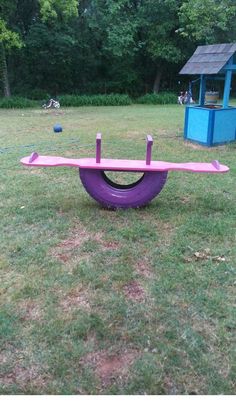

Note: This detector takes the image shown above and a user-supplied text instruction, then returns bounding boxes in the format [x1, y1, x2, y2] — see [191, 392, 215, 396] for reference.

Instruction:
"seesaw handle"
[146, 135, 153, 165]
[96, 133, 102, 163]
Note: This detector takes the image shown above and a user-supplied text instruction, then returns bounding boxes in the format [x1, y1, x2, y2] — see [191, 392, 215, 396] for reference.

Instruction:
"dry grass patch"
[17, 167, 46, 176]
[59, 285, 91, 312]
[180, 195, 191, 204]
[99, 239, 120, 251]
[123, 280, 146, 302]
[183, 141, 211, 151]
[135, 258, 153, 278]
[0, 364, 49, 390]
[50, 222, 120, 264]
[81, 348, 139, 387]
[0, 346, 49, 390]
[50, 223, 90, 262]
[18, 299, 44, 321]
[163, 375, 179, 395]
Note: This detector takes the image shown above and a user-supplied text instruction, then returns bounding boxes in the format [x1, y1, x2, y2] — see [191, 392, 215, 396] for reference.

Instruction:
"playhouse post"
[199, 74, 206, 106]
[223, 57, 233, 108]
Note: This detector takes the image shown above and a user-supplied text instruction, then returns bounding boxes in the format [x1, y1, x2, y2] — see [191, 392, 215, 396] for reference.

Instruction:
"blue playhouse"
[180, 43, 236, 146]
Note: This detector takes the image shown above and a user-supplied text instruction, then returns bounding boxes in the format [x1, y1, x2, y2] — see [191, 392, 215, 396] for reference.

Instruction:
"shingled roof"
[179, 43, 236, 75]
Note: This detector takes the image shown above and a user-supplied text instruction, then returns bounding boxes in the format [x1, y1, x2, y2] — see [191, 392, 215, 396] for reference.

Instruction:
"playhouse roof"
[179, 43, 236, 75]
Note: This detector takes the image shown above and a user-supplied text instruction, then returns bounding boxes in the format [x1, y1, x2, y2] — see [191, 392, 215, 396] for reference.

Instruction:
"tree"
[137, 0, 191, 92]
[24, 22, 77, 94]
[179, 0, 236, 43]
[0, 7, 22, 96]
[0, 0, 78, 97]
[39, 0, 78, 22]
[78, 0, 139, 93]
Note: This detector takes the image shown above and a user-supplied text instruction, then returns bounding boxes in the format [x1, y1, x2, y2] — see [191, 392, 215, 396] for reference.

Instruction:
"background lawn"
[0, 105, 235, 395]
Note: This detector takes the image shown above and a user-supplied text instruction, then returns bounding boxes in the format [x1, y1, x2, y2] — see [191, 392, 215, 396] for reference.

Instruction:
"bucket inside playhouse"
[205, 91, 219, 104]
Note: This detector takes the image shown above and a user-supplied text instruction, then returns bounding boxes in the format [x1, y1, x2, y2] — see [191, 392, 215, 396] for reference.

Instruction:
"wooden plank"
[20, 155, 229, 173]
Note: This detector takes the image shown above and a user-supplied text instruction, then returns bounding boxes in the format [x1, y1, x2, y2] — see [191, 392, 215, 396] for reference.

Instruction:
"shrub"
[0, 96, 37, 109]
[59, 94, 132, 107]
[137, 92, 177, 105]
[26, 89, 51, 100]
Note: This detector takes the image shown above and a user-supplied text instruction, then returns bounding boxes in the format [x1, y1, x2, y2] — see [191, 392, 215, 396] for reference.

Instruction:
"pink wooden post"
[212, 160, 220, 170]
[146, 135, 153, 165]
[29, 152, 39, 163]
[96, 133, 102, 163]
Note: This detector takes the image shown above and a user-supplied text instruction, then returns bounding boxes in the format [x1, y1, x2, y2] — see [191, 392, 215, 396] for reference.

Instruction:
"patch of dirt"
[135, 259, 153, 278]
[56, 253, 70, 263]
[180, 196, 191, 204]
[163, 376, 179, 395]
[184, 141, 210, 151]
[29, 169, 45, 175]
[50, 224, 90, 262]
[0, 364, 49, 389]
[60, 286, 91, 311]
[50, 222, 120, 263]
[18, 168, 45, 176]
[99, 239, 120, 251]
[81, 349, 138, 387]
[19, 300, 43, 321]
[123, 280, 146, 302]
[0, 350, 10, 365]
[56, 236, 88, 251]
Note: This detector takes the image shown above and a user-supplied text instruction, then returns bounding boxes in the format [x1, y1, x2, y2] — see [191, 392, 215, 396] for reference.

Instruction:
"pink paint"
[20, 154, 229, 173]
[96, 133, 102, 163]
[20, 134, 230, 209]
[146, 135, 153, 165]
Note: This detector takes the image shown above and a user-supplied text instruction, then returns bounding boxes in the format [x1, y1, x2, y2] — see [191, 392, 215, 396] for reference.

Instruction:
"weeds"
[59, 94, 132, 107]
[137, 92, 176, 105]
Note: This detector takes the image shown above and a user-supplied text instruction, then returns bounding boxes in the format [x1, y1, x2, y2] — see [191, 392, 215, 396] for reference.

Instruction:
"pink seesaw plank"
[20, 154, 229, 173]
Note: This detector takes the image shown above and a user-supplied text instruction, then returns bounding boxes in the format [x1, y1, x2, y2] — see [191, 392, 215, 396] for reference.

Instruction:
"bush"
[0, 96, 37, 109]
[26, 89, 51, 100]
[137, 92, 177, 105]
[59, 94, 132, 107]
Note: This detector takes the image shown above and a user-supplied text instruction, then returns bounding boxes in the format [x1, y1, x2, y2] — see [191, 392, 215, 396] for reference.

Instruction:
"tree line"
[1, 0, 236, 98]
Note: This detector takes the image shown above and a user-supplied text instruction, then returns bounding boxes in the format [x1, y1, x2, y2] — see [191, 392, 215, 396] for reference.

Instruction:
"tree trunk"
[153, 68, 162, 93]
[0, 42, 11, 97]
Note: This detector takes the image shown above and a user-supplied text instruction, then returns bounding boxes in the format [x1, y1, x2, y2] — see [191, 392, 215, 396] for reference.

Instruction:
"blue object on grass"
[53, 124, 63, 133]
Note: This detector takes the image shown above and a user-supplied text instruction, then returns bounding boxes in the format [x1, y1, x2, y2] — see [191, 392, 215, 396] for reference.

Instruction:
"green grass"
[0, 105, 235, 394]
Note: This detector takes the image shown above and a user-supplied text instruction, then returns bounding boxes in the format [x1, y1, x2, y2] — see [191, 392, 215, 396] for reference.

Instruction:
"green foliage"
[179, 0, 236, 43]
[26, 88, 51, 100]
[2, 0, 236, 98]
[138, 0, 186, 64]
[0, 96, 37, 108]
[137, 92, 177, 105]
[0, 18, 22, 49]
[39, 0, 78, 22]
[59, 94, 132, 107]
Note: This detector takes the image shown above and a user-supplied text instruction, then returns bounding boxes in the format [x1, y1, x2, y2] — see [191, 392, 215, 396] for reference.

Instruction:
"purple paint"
[29, 152, 39, 163]
[96, 133, 102, 163]
[80, 169, 168, 209]
[146, 135, 153, 165]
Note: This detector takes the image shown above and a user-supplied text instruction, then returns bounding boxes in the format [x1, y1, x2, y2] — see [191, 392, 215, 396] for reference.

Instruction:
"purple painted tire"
[79, 169, 168, 209]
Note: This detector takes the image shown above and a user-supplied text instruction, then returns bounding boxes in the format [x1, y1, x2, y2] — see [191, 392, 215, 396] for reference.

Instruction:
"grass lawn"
[0, 105, 235, 395]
